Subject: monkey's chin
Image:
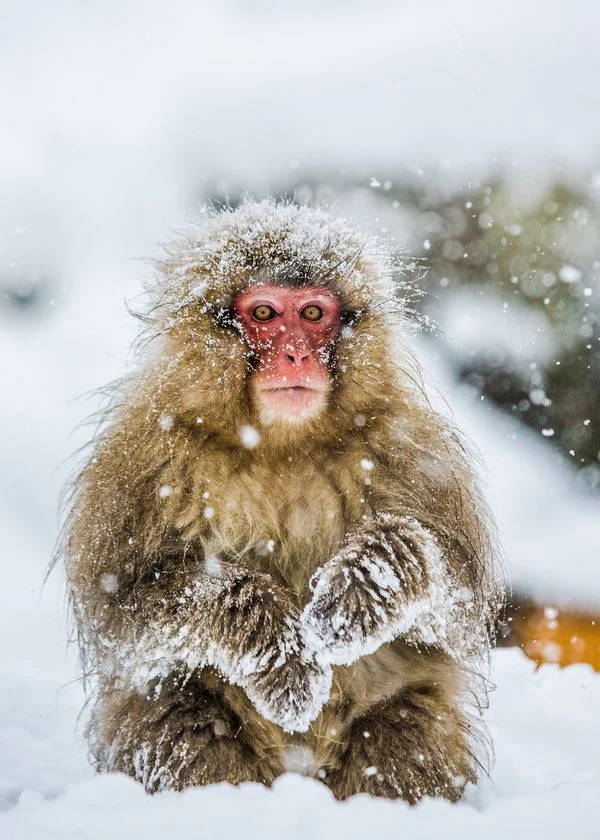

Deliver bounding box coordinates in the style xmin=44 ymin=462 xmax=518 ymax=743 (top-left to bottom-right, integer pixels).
xmin=255 ymin=387 xmax=327 ymax=426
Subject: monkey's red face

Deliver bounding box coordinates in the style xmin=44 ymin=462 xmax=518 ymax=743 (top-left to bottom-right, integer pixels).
xmin=234 ymin=285 xmax=342 ymax=424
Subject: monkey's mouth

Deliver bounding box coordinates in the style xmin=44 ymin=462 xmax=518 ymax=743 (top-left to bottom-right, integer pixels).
xmin=254 ymin=382 xmax=327 ymax=422
xmin=262 ymin=385 xmax=319 ymax=393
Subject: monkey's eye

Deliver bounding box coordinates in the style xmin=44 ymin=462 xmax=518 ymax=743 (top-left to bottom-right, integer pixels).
xmin=300 ymin=304 xmax=323 ymax=322
xmin=252 ymin=304 xmax=277 ymax=321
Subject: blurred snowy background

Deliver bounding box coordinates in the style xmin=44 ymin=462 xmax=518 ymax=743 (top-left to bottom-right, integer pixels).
xmin=2 ymin=1 xmax=600 ymax=836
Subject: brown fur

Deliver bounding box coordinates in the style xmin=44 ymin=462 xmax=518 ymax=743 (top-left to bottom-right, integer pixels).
xmin=61 ymin=200 xmax=503 ymax=802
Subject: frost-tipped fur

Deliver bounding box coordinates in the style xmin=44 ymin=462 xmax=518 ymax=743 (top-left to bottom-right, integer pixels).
xmin=61 ymin=199 xmax=504 ymax=802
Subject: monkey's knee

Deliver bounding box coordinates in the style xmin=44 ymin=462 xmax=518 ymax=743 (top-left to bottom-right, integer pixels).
xmin=92 ymin=677 xmax=280 ymax=793
xmin=325 ymin=685 xmax=479 ymax=804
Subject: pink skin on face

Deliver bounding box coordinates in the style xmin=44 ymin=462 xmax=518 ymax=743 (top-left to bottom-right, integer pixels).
xmin=234 ymin=285 xmax=342 ymax=423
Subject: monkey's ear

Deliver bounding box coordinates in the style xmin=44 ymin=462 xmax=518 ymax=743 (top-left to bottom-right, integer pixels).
xmin=207 ymin=303 xmax=243 ymax=334
xmin=341 ymin=308 xmax=365 ymax=328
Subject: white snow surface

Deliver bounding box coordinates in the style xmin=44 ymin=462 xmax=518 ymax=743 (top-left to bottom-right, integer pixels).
xmin=2 ymin=647 xmax=600 ymax=839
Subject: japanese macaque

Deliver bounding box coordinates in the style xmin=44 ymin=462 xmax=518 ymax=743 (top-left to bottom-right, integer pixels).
xmin=62 ymin=200 xmax=503 ymax=803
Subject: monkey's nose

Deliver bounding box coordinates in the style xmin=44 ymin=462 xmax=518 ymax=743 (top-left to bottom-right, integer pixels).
xmin=284 ymin=349 xmax=310 ymax=365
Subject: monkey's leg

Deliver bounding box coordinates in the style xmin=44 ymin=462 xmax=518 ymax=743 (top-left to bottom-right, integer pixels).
xmin=324 ymin=685 xmax=479 ymax=804
xmin=92 ymin=673 xmax=285 ymax=793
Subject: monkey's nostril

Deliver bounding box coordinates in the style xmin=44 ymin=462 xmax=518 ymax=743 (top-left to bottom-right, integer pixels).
xmin=286 ymin=352 xmax=309 ymax=364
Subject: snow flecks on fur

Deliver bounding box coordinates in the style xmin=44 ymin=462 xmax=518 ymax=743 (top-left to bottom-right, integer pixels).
xmin=151 ymin=199 xmax=401 ymax=321
xmin=301 ymin=515 xmax=480 ymax=667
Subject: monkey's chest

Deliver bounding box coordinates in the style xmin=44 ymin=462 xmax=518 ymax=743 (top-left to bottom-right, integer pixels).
xmin=207 ymin=465 xmax=350 ymax=596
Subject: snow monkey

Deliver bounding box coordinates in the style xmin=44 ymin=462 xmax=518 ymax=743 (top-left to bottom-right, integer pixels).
xmin=63 ymin=200 xmax=503 ymax=803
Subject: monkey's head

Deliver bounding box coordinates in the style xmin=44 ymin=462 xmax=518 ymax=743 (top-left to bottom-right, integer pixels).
xmin=145 ymin=200 xmax=407 ymax=451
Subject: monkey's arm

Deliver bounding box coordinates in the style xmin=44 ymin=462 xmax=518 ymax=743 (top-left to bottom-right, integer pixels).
xmin=76 ymin=560 xmax=331 ymax=734
xmin=301 ymin=514 xmax=473 ymax=666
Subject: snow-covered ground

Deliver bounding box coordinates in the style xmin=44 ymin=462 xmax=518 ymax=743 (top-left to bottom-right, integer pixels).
xmin=2 ymin=646 xmax=600 ymax=839
xmin=3 ymin=0 xmax=600 ymax=836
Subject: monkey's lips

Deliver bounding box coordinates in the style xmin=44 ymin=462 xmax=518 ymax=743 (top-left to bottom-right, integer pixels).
xmin=254 ymin=382 xmax=327 ymax=422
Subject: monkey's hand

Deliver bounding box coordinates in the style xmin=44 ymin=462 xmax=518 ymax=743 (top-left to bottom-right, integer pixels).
xmin=239 ymin=614 xmax=332 ymax=734
xmin=206 ymin=569 xmax=332 ymax=733
xmin=118 ymin=565 xmax=331 ymax=734
xmin=301 ymin=515 xmax=455 ymax=666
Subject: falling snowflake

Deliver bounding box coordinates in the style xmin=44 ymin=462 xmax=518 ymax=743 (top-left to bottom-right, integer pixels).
xmin=559 ymin=265 xmax=582 ymax=283
xmin=100 ymin=573 xmax=119 ymax=594
xmin=158 ymin=414 xmax=174 ymax=431
xmin=239 ymin=425 xmax=261 ymax=449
